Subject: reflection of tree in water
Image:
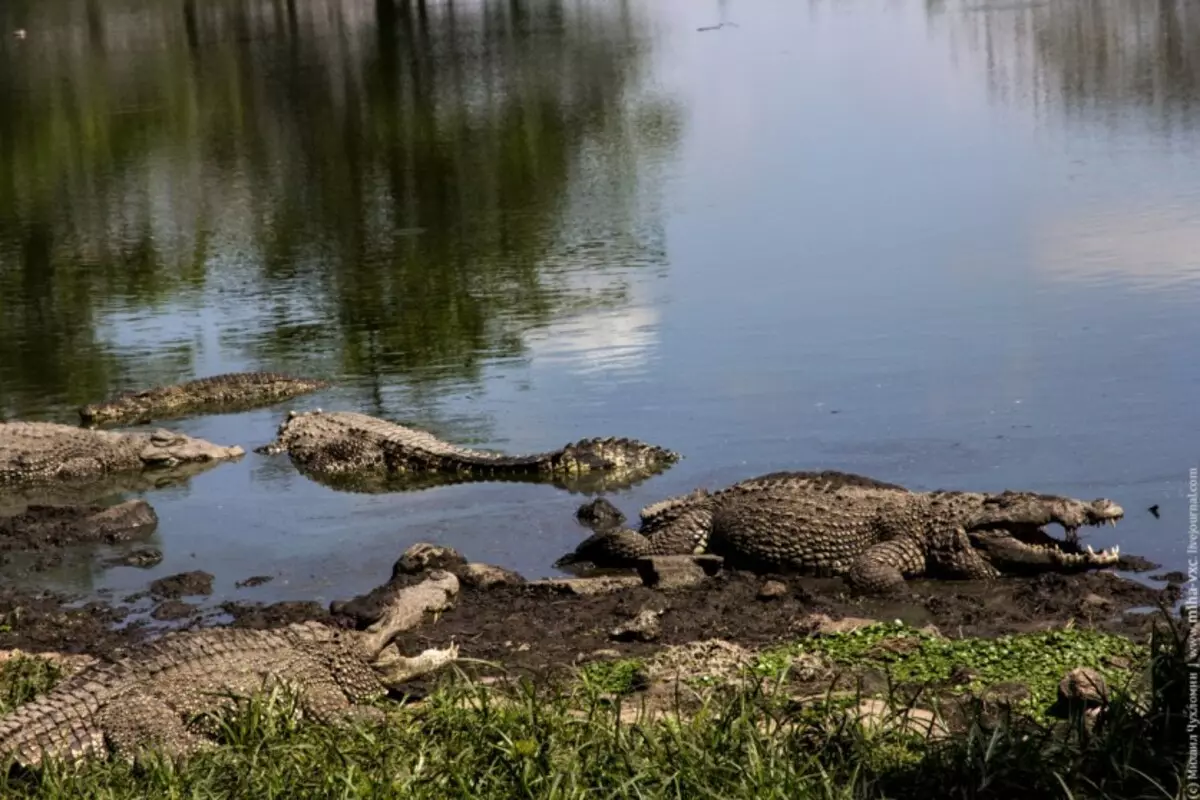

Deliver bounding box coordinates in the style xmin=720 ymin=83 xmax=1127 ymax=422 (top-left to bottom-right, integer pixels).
xmin=927 ymin=0 xmax=1199 ymax=127
xmin=0 ymin=0 xmax=682 ymax=418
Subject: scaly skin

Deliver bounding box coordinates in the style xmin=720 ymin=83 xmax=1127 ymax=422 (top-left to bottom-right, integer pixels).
xmin=558 ymin=471 xmax=1125 ymax=592
xmin=79 ymin=372 xmax=329 ymax=426
xmin=257 ymin=409 xmax=679 ymax=491
xmin=0 ymin=500 xmax=158 ymax=551
xmin=0 ymin=422 xmax=244 ymax=488
xmin=0 ymin=573 xmax=461 ymax=767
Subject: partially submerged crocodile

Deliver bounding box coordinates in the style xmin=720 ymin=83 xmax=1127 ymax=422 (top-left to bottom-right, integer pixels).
xmin=0 ymin=499 xmax=157 ymax=552
xmin=0 ymin=422 xmax=244 ymax=487
xmin=0 ymin=572 xmax=460 ymax=767
xmin=558 ymin=471 xmax=1125 ymax=592
xmin=80 ymin=372 xmax=329 ymax=426
xmin=256 ymin=409 xmax=679 ymax=492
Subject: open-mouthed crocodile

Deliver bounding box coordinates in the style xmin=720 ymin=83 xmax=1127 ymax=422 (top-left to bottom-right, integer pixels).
xmin=79 ymin=372 xmax=329 ymax=426
xmin=557 ymin=471 xmax=1125 ymax=592
xmin=0 ymin=572 xmax=460 ymax=767
xmin=256 ymin=409 xmax=679 ymax=492
xmin=0 ymin=422 xmax=243 ymax=489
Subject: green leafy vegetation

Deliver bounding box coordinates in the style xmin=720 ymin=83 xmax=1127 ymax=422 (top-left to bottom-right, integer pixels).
xmin=756 ymin=620 xmax=1149 ymax=718
xmin=0 ymin=614 xmax=1187 ymax=799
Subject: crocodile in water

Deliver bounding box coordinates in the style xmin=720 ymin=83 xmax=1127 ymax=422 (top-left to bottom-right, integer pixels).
xmin=80 ymin=372 xmax=329 ymax=426
xmin=0 ymin=421 xmax=243 ymax=488
xmin=256 ymin=409 xmax=679 ymax=492
xmin=557 ymin=471 xmax=1125 ymax=592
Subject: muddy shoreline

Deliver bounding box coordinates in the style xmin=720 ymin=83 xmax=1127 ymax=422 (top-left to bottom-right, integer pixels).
xmin=0 ymin=544 xmax=1181 ymax=675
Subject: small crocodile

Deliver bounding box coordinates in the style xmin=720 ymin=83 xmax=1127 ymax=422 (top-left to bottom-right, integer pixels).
xmin=80 ymin=372 xmax=329 ymax=426
xmin=0 ymin=422 xmax=244 ymax=488
xmin=256 ymin=409 xmax=679 ymax=492
xmin=0 ymin=572 xmax=460 ymax=767
xmin=0 ymin=500 xmax=157 ymax=552
xmin=557 ymin=471 xmax=1125 ymax=592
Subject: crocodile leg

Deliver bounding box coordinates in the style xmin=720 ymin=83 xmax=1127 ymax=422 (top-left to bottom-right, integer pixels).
xmin=926 ymin=527 xmax=1002 ymax=580
xmin=99 ymin=690 xmax=219 ymax=763
xmin=846 ymin=538 xmax=927 ymax=592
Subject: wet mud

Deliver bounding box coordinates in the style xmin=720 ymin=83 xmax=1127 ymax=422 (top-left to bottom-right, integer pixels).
xmin=0 ymin=543 xmax=1176 ymax=687
xmin=0 ymin=501 xmax=157 ymax=553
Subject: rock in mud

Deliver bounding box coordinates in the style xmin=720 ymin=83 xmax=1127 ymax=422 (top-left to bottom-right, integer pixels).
xmin=392 ymin=543 xmax=468 ymax=577
xmin=610 ymin=608 xmax=663 ymax=642
xmin=792 ymin=613 xmax=878 ymax=637
xmin=635 ymin=555 xmax=722 ymax=590
xmin=103 ymin=547 xmax=163 ymax=569
xmin=576 ymin=498 xmax=625 ymax=530
xmin=150 ymin=600 xmax=196 ymax=621
xmin=0 ymin=500 xmax=157 ymax=551
xmin=457 ymin=563 xmax=525 ymax=590
xmin=975 ymin=680 xmax=1032 ymax=721
xmin=1116 ymin=554 xmax=1158 ymax=572
xmin=527 ymin=576 xmax=643 ymax=596
xmin=235 ymin=575 xmax=274 ymax=589
xmin=757 ymin=580 xmax=788 ymax=600
xmin=150 ymin=570 xmax=214 ymax=599
xmin=1057 ymin=667 xmax=1108 ymax=710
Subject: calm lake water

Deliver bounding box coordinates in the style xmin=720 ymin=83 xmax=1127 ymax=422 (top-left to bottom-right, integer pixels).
xmin=0 ymin=0 xmax=1196 ymax=609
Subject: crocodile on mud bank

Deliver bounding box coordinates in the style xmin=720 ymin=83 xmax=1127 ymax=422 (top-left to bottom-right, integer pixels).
xmin=80 ymin=372 xmax=329 ymax=426
xmin=256 ymin=409 xmax=679 ymax=492
xmin=0 ymin=422 xmax=244 ymax=488
xmin=557 ymin=471 xmax=1126 ymax=592
xmin=0 ymin=572 xmax=460 ymax=767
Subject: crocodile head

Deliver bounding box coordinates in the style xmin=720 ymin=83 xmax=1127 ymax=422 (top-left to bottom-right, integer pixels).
xmin=137 ymin=429 xmax=245 ymax=468
xmin=960 ymin=490 xmax=1124 ymax=573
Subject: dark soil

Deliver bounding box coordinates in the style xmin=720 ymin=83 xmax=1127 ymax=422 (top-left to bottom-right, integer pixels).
xmin=0 ymin=558 xmax=1177 ymax=674
xmin=150 ymin=600 xmax=197 ymax=621
xmin=0 ymin=587 xmax=147 ymax=656
xmin=384 ymin=567 xmax=1174 ymax=683
xmin=0 ymin=501 xmax=157 ymax=552
xmin=149 ymin=570 xmax=214 ymax=599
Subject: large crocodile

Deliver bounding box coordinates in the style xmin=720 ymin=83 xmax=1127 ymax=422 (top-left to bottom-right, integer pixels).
xmin=557 ymin=471 xmax=1125 ymax=592
xmin=256 ymin=409 xmax=679 ymax=492
xmin=0 ymin=422 xmax=244 ymax=488
xmin=0 ymin=572 xmax=460 ymax=767
xmin=80 ymin=372 xmax=329 ymax=426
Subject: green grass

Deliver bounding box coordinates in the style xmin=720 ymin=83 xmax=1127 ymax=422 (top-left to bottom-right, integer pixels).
xmin=0 ymin=614 xmax=1188 ymax=800
xmin=755 ymin=620 xmax=1149 ymax=718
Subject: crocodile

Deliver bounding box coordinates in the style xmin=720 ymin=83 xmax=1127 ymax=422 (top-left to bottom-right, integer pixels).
xmin=0 ymin=499 xmax=157 ymax=552
xmin=0 ymin=421 xmax=244 ymax=488
xmin=0 ymin=572 xmax=460 ymax=767
xmin=80 ymin=372 xmax=329 ymax=426
xmin=256 ymin=409 xmax=679 ymax=492
xmin=556 ymin=471 xmax=1125 ymax=592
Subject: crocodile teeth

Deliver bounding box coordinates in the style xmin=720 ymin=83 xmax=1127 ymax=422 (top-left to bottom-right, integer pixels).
xmin=1087 ymin=544 xmax=1095 ymax=555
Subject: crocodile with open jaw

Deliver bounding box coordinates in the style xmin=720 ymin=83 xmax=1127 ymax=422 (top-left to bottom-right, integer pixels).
xmin=557 ymin=471 xmax=1125 ymax=592
xmin=80 ymin=372 xmax=329 ymax=426
xmin=256 ymin=409 xmax=679 ymax=492
xmin=0 ymin=421 xmax=244 ymax=488
xmin=0 ymin=572 xmax=460 ymax=767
